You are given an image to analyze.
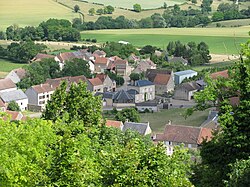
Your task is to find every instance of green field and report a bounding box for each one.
[0,58,25,73]
[0,0,78,31]
[192,61,235,71]
[82,27,250,54]
[140,108,210,132]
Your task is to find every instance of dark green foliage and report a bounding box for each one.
[129,73,141,81]
[133,4,142,12]
[18,58,60,89]
[106,71,125,86]
[201,0,213,13]
[74,5,80,13]
[103,42,139,59]
[60,58,91,78]
[166,41,211,65]
[139,45,157,55]
[7,101,20,111]
[6,19,81,42]
[191,40,250,186]
[115,108,140,123]
[0,41,47,63]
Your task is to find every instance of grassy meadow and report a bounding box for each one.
[0,58,25,78]
[140,108,210,132]
[82,27,250,54]
[207,19,250,28]
[0,0,78,31]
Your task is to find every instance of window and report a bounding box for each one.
[21,102,23,105]
[47,94,49,98]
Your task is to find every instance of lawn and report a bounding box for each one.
[140,108,210,132]
[0,58,25,73]
[0,0,78,31]
[82,27,250,54]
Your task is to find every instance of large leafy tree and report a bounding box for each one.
[191,40,250,186]
[42,81,102,126]
[61,58,91,78]
[115,108,140,123]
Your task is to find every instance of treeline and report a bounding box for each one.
[0,41,47,63]
[166,41,211,65]
[5,19,81,41]
[212,3,250,22]
[73,7,211,30]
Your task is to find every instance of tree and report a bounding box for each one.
[104,5,114,14]
[88,8,95,16]
[0,118,57,186]
[0,31,6,40]
[129,73,141,81]
[192,0,197,4]
[201,0,213,13]
[7,101,20,111]
[133,4,142,12]
[151,13,167,28]
[96,8,104,15]
[163,2,167,9]
[74,5,80,13]
[115,108,140,123]
[212,12,224,21]
[61,58,91,78]
[191,39,250,186]
[42,81,102,126]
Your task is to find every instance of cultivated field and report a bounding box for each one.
[82,27,250,54]
[0,0,78,31]
[86,0,185,9]
[140,108,210,132]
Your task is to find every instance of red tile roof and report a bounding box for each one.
[32,53,55,61]
[114,59,127,65]
[56,52,76,62]
[155,124,213,145]
[13,68,26,79]
[95,73,107,83]
[106,120,123,128]
[93,50,106,57]
[95,57,108,64]
[198,128,213,144]
[45,75,87,88]
[0,78,16,91]
[88,77,103,86]
[153,74,171,85]
[3,110,25,121]
[32,83,55,93]
[210,70,229,79]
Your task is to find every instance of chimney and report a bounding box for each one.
[168,120,171,125]
[40,84,43,87]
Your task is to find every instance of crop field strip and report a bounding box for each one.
[0,0,78,31]
[82,27,250,54]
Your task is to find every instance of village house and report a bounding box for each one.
[0,99,6,111]
[168,57,188,66]
[31,53,55,62]
[122,121,152,136]
[6,68,26,84]
[0,78,17,93]
[136,100,159,112]
[96,73,116,92]
[93,50,106,58]
[1,110,26,121]
[210,70,229,79]
[133,59,156,74]
[153,124,213,155]
[45,75,87,88]
[94,57,110,73]
[87,77,104,93]
[96,90,135,108]
[25,83,55,111]
[106,120,123,130]
[174,70,198,85]
[128,80,155,102]
[174,81,201,101]
[0,90,28,111]
[109,59,131,76]
[152,72,175,95]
